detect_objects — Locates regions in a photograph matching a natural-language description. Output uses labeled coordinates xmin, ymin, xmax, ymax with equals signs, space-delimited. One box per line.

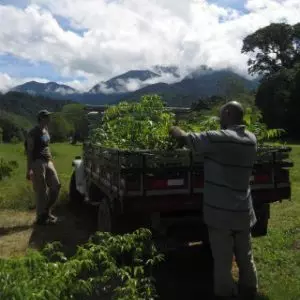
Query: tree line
xmin=242 ymin=22 xmax=300 ymax=138
xmin=0 ymin=92 xmax=86 ymax=143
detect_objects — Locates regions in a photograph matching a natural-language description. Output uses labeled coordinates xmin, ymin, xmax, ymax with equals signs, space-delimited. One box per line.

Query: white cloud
xmin=0 ymin=73 xmax=49 ymax=92
xmin=0 ymin=0 xmax=299 ymax=88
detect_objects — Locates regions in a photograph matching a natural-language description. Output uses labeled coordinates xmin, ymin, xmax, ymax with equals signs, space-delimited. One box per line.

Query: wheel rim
xmin=97 ymin=198 xmax=112 ymax=232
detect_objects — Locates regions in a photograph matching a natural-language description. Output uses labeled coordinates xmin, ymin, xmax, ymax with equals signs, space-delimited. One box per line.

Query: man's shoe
xmin=35 ymin=214 xmax=48 ymax=225
xmin=48 ymin=214 xmax=58 ymax=222
xmin=238 ymin=286 xmax=257 ymax=300
xmin=35 ymin=216 xmax=57 ymax=225
xmin=45 ymin=217 xmax=58 ymax=225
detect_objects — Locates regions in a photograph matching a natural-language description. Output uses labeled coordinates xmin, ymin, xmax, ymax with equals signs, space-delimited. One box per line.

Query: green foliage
xmin=90 ymin=94 xmax=283 ymax=149
xmin=90 ymin=95 xmax=176 ymax=150
xmin=61 ymin=104 xmax=87 ymax=143
xmin=0 ymin=158 xmax=18 ymax=181
xmin=0 ymin=229 xmax=163 ymax=300
xmin=0 ymin=92 xmax=74 ymax=143
xmin=0 ymin=91 xmax=73 ymax=122
xmin=242 ymin=22 xmax=300 ymax=77
xmin=0 ymin=110 xmax=31 ymax=142
xmin=243 ymin=22 xmax=300 ymax=138
xmin=255 ymin=63 xmax=300 ymax=136
xmin=180 ymin=96 xmax=285 ymax=144
xmin=48 ymin=112 xmax=74 ymax=142
xmin=243 ymin=107 xmax=285 ymax=143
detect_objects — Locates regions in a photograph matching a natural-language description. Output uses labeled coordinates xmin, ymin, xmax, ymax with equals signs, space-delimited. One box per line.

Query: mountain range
xmin=10 ymin=66 xmax=259 ymax=107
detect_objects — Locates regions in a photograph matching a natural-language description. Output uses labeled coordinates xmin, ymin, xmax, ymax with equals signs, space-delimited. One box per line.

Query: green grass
xmin=0 ymin=143 xmax=81 ymax=210
xmin=252 ymin=145 xmax=300 ymax=299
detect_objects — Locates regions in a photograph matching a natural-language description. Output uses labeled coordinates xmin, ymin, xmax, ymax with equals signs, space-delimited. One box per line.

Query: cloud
xmin=0 ymin=73 xmax=49 ymax=92
xmin=90 ymin=71 xmax=181 ymax=94
xmin=119 ymin=72 xmax=182 ymax=92
xmin=0 ymin=0 xmax=299 ymax=89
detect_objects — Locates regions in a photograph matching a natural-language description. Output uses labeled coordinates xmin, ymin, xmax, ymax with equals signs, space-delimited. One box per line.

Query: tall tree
xmin=242 ymin=23 xmax=300 ymax=77
xmin=48 ymin=112 xmax=73 ymax=142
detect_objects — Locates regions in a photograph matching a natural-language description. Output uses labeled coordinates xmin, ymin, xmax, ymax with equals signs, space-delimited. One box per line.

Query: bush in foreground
xmin=0 ymin=158 xmax=18 ymax=181
xmin=0 ymin=229 xmax=163 ymax=300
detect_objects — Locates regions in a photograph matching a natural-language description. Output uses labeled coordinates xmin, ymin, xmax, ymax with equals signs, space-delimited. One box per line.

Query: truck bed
xmin=83 ymin=143 xmax=293 ymax=208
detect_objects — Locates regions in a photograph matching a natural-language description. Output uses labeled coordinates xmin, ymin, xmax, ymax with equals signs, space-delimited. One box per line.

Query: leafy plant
xmin=89 ymin=94 xmax=284 ymax=150
xmin=0 ymin=229 xmax=163 ymax=300
xmin=179 ymin=100 xmax=285 ymax=144
xmin=243 ymin=107 xmax=285 ymax=143
xmin=90 ymin=95 xmax=176 ymax=150
xmin=0 ymin=158 xmax=18 ymax=181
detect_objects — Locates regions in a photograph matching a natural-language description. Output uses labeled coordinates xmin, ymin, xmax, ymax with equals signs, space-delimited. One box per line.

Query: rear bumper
xmin=252 ymin=186 xmax=291 ymax=204
xmin=123 ymin=186 xmax=291 ymax=213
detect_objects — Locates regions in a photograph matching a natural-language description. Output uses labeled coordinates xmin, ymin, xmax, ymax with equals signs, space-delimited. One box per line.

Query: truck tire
xmin=69 ymin=172 xmax=84 ymax=206
xmin=97 ymin=197 xmax=115 ymax=232
xmin=252 ymin=203 xmax=270 ymax=237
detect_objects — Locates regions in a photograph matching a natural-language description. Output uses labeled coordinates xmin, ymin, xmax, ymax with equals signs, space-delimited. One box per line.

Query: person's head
xmin=37 ymin=110 xmax=52 ymax=127
xmin=219 ymin=101 xmax=244 ymax=129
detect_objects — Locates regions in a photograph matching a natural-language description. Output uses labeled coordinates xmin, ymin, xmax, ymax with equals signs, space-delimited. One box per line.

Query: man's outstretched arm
xmin=169 ymin=126 xmax=188 ymax=147
xmin=169 ymin=126 xmax=212 ymax=154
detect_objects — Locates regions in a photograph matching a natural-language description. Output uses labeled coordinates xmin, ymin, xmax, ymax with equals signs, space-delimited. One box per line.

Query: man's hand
xmin=26 ymin=169 xmax=33 ymax=181
xmin=169 ymin=126 xmax=188 ymax=148
xmin=169 ymin=126 xmax=187 ymax=138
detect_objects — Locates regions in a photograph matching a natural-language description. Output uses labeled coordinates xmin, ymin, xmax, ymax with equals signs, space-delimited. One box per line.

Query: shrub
xmin=0 ymin=158 xmax=18 ymax=181
xmin=0 ymin=229 xmax=163 ymax=300
xmin=90 ymin=95 xmax=176 ymax=150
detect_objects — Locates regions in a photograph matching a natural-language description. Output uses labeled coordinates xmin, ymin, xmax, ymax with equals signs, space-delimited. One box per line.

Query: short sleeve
xmin=185 ymin=132 xmax=212 ymax=155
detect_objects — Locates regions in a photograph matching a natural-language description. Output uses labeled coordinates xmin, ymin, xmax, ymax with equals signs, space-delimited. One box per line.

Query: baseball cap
xmin=37 ymin=109 xmax=52 ymax=119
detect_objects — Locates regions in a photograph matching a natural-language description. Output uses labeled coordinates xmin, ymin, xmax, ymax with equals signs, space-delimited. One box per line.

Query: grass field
xmin=0 ymin=143 xmax=300 ymax=299
xmin=0 ymin=143 xmax=82 ymax=257
xmin=0 ymin=143 xmax=81 ymax=211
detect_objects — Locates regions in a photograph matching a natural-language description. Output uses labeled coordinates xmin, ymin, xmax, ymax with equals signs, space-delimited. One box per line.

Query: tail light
xmin=251 ymin=173 xmax=272 ymax=184
xmin=149 ymin=179 xmax=168 ymax=189
xmin=146 ymin=178 xmax=185 ymax=190
xmin=255 ymin=174 xmax=271 ymax=184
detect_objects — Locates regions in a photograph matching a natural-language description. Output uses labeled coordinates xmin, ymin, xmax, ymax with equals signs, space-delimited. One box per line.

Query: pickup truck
xmin=70 ymin=106 xmax=293 ymax=247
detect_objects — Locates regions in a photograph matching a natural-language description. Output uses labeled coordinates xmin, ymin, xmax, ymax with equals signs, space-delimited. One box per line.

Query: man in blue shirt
xmin=26 ymin=110 xmax=61 ymax=225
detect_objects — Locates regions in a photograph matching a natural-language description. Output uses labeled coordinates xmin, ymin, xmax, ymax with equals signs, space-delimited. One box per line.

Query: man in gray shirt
xmin=26 ymin=110 xmax=61 ymax=225
xmin=170 ymin=101 xmax=258 ymax=300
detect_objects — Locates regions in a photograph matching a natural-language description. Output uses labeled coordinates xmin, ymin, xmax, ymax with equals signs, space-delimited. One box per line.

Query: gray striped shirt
xmin=186 ymin=125 xmax=257 ymax=230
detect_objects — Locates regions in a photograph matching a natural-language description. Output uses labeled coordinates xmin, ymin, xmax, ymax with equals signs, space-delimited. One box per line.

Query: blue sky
xmin=0 ymin=0 xmax=298 ymax=92
xmin=0 ymin=54 xmax=62 ymax=80
xmin=211 ymin=0 xmax=247 ymax=12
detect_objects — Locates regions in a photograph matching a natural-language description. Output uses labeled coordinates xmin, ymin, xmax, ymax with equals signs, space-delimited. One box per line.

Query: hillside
xmin=12 ymin=81 xmax=78 ymax=97
xmin=9 ymin=68 xmax=259 ymax=106
xmin=0 ymin=91 xmax=74 ymax=122
xmin=119 ymin=70 xmax=258 ymax=106
xmin=0 ymin=92 xmax=75 ymax=142
xmin=89 ymin=70 xmax=160 ymax=93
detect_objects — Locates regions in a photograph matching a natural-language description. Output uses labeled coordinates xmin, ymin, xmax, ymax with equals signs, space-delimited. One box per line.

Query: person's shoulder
xmin=28 ymin=126 xmax=40 ymax=137
xmin=205 ymin=130 xmax=226 ymax=141
xmin=245 ymin=130 xmax=257 ymax=143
